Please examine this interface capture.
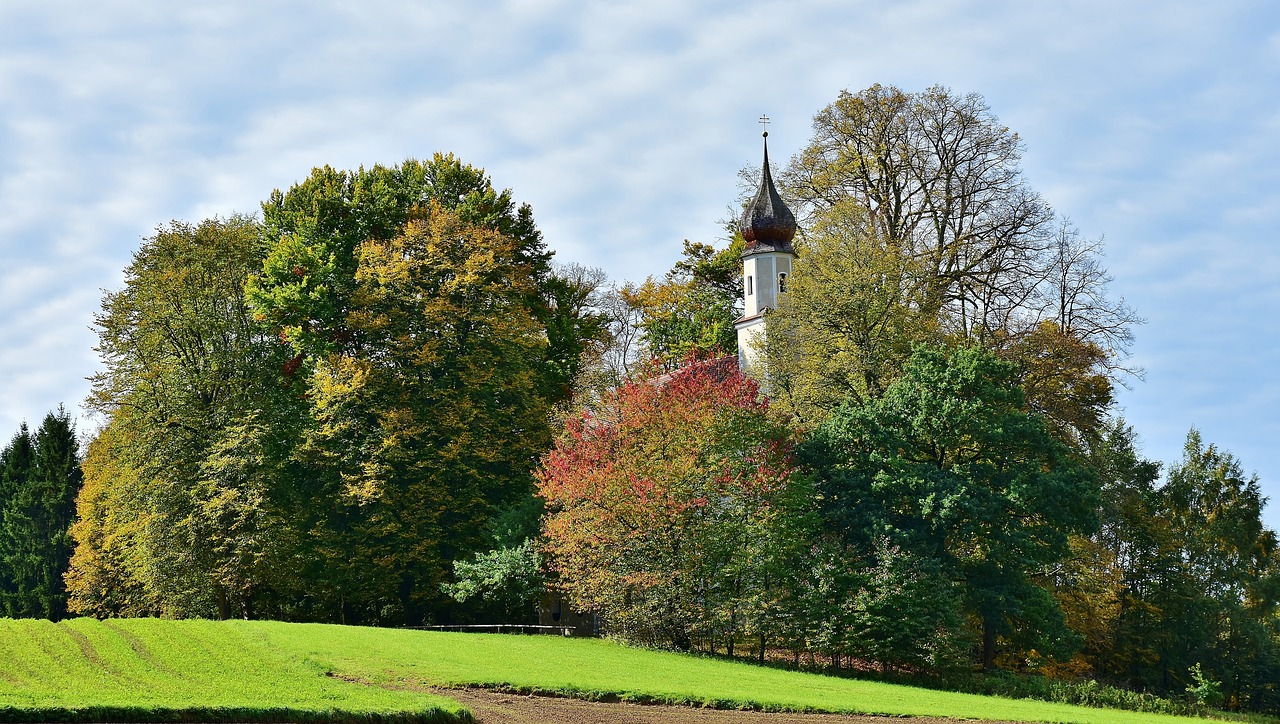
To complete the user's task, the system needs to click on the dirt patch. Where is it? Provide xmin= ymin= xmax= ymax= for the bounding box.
xmin=435 ymin=687 xmax=1017 ymax=724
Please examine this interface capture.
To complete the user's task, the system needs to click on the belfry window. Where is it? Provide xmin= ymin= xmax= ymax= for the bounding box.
xmin=746 ymin=275 xmax=753 ymax=295
xmin=778 ymin=272 xmax=788 ymax=293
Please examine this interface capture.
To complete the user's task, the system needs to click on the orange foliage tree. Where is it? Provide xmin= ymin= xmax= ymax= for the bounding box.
xmin=537 ymin=357 xmax=805 ymax=651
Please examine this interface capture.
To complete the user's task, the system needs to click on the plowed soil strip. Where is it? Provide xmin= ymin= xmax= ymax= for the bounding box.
xmin=436 ymin=687 xmax=1018 ymax=724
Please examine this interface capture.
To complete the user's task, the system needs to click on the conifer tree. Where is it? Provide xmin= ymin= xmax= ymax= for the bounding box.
xmin=0 ymin=423 xmax=33 ymax=612
xmin=0 ymin=410 xmax=81 ymax=619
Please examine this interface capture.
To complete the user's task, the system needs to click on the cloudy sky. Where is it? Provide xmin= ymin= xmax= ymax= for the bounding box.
xmin=2 ymin=1 xmax=1279 ymax=523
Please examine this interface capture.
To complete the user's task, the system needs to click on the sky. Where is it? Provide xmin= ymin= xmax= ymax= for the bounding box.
xmin=2 ymin=1 xmax=1279 ymax=524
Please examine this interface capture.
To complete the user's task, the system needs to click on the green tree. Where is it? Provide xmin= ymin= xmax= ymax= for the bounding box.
xmin=443 ymin=539 xmax=544 ymax=624
xmin=0 ymin=409 xmax=82 ymax=619
xmin=803 ymin=345 xmax=1099 ymax=669
xmin=623 ymin=238 xmax=743 ymax=369
xmin=70 ymin=216 xmax=294 ymax=619
xmin=248 ymin=155 xmax=553 ymax=377
xmin=1148 ymin=431 xmax=1278 ymax=707
xmin=0 ymin=423 xmax=33 ymax=613
xmin=542 ymin=263 xmax=614 ymax=403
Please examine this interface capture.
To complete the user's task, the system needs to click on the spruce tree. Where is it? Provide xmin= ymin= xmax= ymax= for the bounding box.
xmin=0 ymin=423 xmax=33 ymax=614
xmin=2 ymin=408 xmax=81 ymax=619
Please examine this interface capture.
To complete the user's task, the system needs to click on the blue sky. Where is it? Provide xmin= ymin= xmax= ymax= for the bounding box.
xmin=2 ymin=1 xmax=1279 ymax=524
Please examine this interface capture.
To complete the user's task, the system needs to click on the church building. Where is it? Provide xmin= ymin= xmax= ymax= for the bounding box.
xmin=735 ymin=131 xmax=798 ymax=374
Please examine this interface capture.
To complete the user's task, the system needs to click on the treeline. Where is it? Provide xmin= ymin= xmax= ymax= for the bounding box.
xmin=66 ymin=155 xmax=612 ymax=624
xmin=537 ymin=85 xmax=1280 ymax=715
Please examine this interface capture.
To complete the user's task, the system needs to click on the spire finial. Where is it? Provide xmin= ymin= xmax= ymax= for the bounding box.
xmin=759 ymin=114 xmax=770 ymax=138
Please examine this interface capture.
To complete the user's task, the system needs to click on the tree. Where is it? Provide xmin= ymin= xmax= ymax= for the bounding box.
xmin=764 ymin=200 xmax=936 ymax=422
xmin=295 ymin=203 xmax=552 ymax=624
xmin=0 ymin=423 xmax=33 ymax=613
xmin=443 ymin=539 xmax=544 ymax=624
xmin=769 ymin=85 xmax=1138 ymax=431
xmin=623 ymin=238 xmax=743 ymax=370
xmin=69 ymin=216 xmax=294 ymax=619
xmin=0 ymin=409 xmax=82 ymax=619
xmin=66 ymin=414 xmax=155 ymax=617
xmin=803 ymin=345 xmax=1099 ymax=669
xmin=784 ymin=84 xmax=1054 ymax=337
xmin=541 ymin=263 xmax=614 ymax=403
xmin=1146 ymin=431 xmax=1278 ymax=707
xmin=538 ymin=356 xmax=799 ymax=650
xmin=248 ymin=155 xmax=553 ymax=376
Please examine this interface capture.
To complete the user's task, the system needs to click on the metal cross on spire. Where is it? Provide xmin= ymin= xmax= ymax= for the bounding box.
xmin=758 ymin=114 xmax=770 ymax=136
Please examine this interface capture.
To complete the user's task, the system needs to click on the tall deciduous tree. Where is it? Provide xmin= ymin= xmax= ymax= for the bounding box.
xmin=69 ymin=216 xmax=293 ymax=619
xmin=803 ymin=345 xmax=1099 ymax=669
xmin=296 ymin=203 xmax=552 ymax=624
xmin=764 ymin=200 xmax=936 ymax=422
xmin=538 ymin=356 xmax=800 ymax=651
xmin=769 ymin=85 xmax=1138 ymax=437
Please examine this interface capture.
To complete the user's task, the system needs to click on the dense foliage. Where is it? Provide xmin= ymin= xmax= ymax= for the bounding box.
xmin=538 ymin=357 xmax=804 ymax=651
xmin=0 ymin=408 xmax=81 ymax=619
xmin=66 ymin=157 xmax=607 ymax=625
xmin=803 ymin=346 xmax=1098 ymax=669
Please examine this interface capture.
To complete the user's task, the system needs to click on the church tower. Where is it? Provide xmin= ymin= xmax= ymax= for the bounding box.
xmin=735 ymin=131 xmax=797 ymax=374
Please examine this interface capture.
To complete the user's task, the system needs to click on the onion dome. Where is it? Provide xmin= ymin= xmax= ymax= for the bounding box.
xmin=739 ymin=131 xmax=797 ymax=254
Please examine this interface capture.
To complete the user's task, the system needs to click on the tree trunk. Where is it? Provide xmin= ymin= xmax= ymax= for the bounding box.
xmin=982 ymin=617 xmax=997 ymax=671
xmin=216 ymin=587 xmax=231 ymax=621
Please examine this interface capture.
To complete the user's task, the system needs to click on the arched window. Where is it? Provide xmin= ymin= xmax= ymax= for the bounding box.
xmin=746 ymin=275 xmax=753 ymax=295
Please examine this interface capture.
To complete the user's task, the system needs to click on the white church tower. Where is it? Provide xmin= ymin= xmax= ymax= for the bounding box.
xmin=735 ymin=131 xmax=798 ymax=375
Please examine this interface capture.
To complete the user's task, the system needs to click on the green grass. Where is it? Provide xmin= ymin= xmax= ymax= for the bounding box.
xmin=0 ymin=618 xmax=465 ymax=722
xmin=0 ymin=618 xmax=1232 ymax=723
xmin=245 ymin=621 xmax=1212 ymax=724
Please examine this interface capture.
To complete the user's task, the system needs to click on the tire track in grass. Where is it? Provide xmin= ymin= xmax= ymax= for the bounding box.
xmin=100 ymin=620 xmax=180 ymax=677
xmin=58 ymin=622 xmax=112 ymax=672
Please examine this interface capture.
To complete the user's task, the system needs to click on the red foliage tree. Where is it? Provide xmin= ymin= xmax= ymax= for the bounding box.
xmin=537 ymin=357 xmax=801 ymax=650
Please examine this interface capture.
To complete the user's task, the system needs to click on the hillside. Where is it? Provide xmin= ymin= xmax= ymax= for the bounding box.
xmin=0 ymin=618 xmax=1227 ymax=724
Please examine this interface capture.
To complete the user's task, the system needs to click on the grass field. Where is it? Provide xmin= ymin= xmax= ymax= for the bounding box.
xmin=0 ymin=618 xmax=464 ymax=722
xmin=0 ymin=617 xmax=1228 ymax=723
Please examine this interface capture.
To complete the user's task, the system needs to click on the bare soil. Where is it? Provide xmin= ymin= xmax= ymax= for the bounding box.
xmin=435 ymin=687 xmax=1017 ymax=724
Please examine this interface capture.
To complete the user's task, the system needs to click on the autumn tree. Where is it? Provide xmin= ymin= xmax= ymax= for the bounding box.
xmin=623 ymin=238 xmax=743 ymax=369
xmin=803 ymin=345 xmax=1099 ymax=669
xmin=538 ymin=356 xmax=800 ymax=650
xmin=294 ymin=203 xmax=552 ymax=624
xmin=68 ymin=216 xmax=295 ymax=619
xmin=769 ymin=85 xmax=1138 ymax=440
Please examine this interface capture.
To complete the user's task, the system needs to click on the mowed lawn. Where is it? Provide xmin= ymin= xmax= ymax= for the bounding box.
xmin=0 ymin=618 xmax=464 ymax=722
xmin=0 ymin=617 xmax=1224 ymax=724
